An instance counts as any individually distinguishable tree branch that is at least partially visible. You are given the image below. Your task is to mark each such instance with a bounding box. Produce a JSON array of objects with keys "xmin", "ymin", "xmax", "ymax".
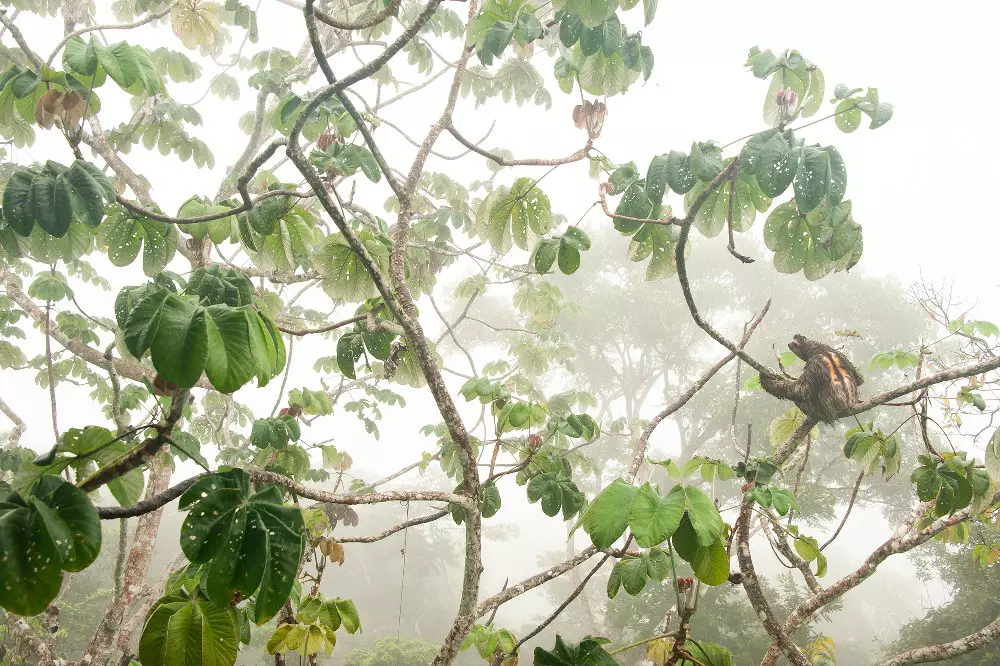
[
  {"xmin": 336, "ymin": 509, "xmax": 449, "ymax": 543},
  {"xmin": 628, "ymin": 299, "xmax": 770, "ymax": 479},
  {"xmin": 447, "ymin": 124, "xmax": 592, "ymax": 167},
  {"xmin": 882, "ymin": 614, "xmax": 1000, "ymax": 666}
]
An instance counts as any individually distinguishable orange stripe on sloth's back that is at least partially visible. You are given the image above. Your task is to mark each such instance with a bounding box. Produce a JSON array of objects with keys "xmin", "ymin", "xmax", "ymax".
[{"xmin": 828, "ymin": 354, "xmax": 851, "ymax": 384}]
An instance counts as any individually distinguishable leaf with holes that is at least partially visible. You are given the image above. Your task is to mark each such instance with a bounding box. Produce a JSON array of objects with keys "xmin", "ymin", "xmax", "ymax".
[
  {"xmin": 0, "ymin": 476, "xmax": 101, "ymax": 615},
  {"xmin": 99, "ymin": 207, "xmax": 179, "ymax": 276},
  {"xmin": 180, "ymin": 469, "xmax": 304, "ymax": 624}
]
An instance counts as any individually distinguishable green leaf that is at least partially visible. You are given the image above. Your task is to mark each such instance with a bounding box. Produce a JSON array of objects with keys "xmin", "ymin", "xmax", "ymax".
[
  {"xmin": 685, "ymin": 642, "xmax": 733, "ymax": 666},
  {"xmin": 683, "ymin": 485, "xmax": 724, "ymax": 547},
  {"xmin": 793, "ymin": 146, "xmax": 830, "ymax": 214},
  {"xmin": 557, "ymin": 240, "xmax": 581, "ymax": 274},
  {"xmin": 835, "ymin": 99, "xmax": 862, "ymax": 133},
  {"xmin": 63, "ymin": 36, "xmax": 99, "ymax": 76},
  {"xmin": 642, "ymin": 0, "xmax": 657, "ymax": 25},
  {"xmin": 756, "ymin": 135, "xmax": 798, "ymax": 198},
  {"xmin": 645, "ymin": 154, "xmax": 670, "ymax": 205},
  {"xmin": 0, "ymin": 476, "xmax": 101, "ymax": 615},
  {"xmin": 578, "ymin": 478, "xmax": 636, "ymax": 548},
  {"xmin": 534, "ymin": 636, "xmax": 617, "ymax": 666},
  {"xmin": 532, "ymin": 238, "xmax": 559, "ymax": 274},
  {"xmin": 476, "ymin": 178, "xmax": 552, "ymax": 253},
  {"xmin": 138, "ymin": 595, "xmax": 239, "ymax": 666},
  {"xmin": 180, "ymin": 469, "xmax": 304, "ymax": 624},
  {"xmin": 691, "ymin": 538, "xmax": 730, "ymax": 585},
  {"xmin": 95, "ymin": 41, "xmax": 140, "ymax": 90},
  {"xmin": 619, "ymin": 556, "xmax": 647, "ymax": 595},
  {"xmin": 571, "ymin": 0, "xmax": 617, "ymax": 28},
  {"xmin": 628, "ymin": 483, "xmax": 685, "ymax": 547},
  {"xmin": 3, "ymin": 161, "xmax": 114, "ymax": 237},
  {"xmin": 315, "ymin": 232, "xmax": 389, "ymax": 303}
]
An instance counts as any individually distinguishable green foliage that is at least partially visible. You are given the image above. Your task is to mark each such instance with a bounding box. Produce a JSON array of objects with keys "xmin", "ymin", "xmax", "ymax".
[
  {"xmin": 138, "ymin": 593, "xmax": 239, "ymax": 666},
  {"xmin": 947, "ymin": 318, "xmax": 1000, "ymax": 338},
  {"xmin": 534, "ymin": 635, "xmax": 616, "ymax": 666},
  {"xmin": 343, "ymin": 637, "xmax": 439, "ymax": 666},
  {"xmin": 3, "ymin": 159, "xmax": 115, "ymax": 237},
  {"xmin": 477, "ymin": 177, "xmax": 552, "ymax": 254},
  {"xmin": 526, "ymin": 470, "xmax": 585, "ymax": 520},
  {"xmin": 115, "ymin": 281, "xmax": 286, "ymax": 392},
  {"xmin": 786, "ymin": 524, "xmax": 827, "ymax": 578},
  {"xmin": 843, "ymin": 421, "xmax": 901, "ymax": 480},
  {"xmin": 179, "ymin": 468, "xmax": 305, "ymax": 624},
  {"xmin": 469, "ymin": 0, "xmax": 546, "ymax": 66},
  {"xmin": 868, "ymin": 348, "xmax": 920, "ymax": 372},
  {"xmin": 744, "ymin": 485, "xmax": 800, "ymax": 517},
  {"xmin": 910, "ymin": 453, "xmax": 992, "ymax": 517},
  {"xmin": 461, "ymin": 623, "xmax": 516, "ymax": 660},
  {"xmin": 532, "ymin": 226, "xmax": 591, "ymax": 275},
  {"xmin": 986, "ymin": 428, "xmax": 1000, "ymax": 483},
  {"xmin": 27, "ymin": 271, "xmax": 73, "ymax": 301},
  {"xmin": 311, "ymin": 143, "xmax": 382, "ymax": 183},
  {"xmin": 451, "ymin": 479, "xmax": 502, "ymax": 524},
  {"xmin": 577, "ymin": 479, "xmax": 729, "ymax": 586},
  {"xmin": 99, "ymin": 207, "xmax": 179, "ymax": 276},
  {"xmin": 249, "ymin": 415, "xmax": 301, "ymax": 449},
  {"xmin": 745, "ymin": 47, "xmax": 825, "ymax": 127},
  {"xmin": 288, "ymin": 387, "xmax": 334, "ymax": 416},
  {"xmin": 460, "ymin": 376, "xmax": 512, "ymax": 406},
  {"xmin": 0, "ymin": 476, "xmax": 101, "ymax": 615},
  {"xmin": 63, "ymin": 36, "xmax": 162, "ymax": 96},
  {"xmin": 606, "ymin": 547, "xmax": 669, "ymax": 596},
  {"xmin": 831, "ymin": 85, "xmax": 894, "ymax": 132}
]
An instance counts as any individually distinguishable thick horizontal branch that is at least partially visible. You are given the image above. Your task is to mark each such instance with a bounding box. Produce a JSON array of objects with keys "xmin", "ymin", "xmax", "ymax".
[
  {"xmin": 882, "ymin": 614, "xmax": 1000, "ymax": 666},
  {"xmin": 97, "ymin": 474, "xmax": 206, "ymax": 518},
  {"xmin": 252, "ymin": 470, "xmax": 475, "ymax": 507},
  {"xmin": 96, "ymin": 472, "xmax": 473, "ymax": 521},
  {"xmin": 850, "ymin": 355, "xmax": 1000, "ymax": 415},
  {"xmin": 337, "ymin": 509, "xmax": 449, "ymax": 543}
]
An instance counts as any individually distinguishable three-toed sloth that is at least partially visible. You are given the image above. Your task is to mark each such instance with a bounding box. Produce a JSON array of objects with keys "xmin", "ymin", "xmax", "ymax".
[{"xmin": 759, "ymin": 334, "xmax": 863, "ymax": 424}]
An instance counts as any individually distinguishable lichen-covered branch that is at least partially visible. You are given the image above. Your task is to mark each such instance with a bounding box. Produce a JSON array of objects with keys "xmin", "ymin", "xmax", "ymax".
[{"xmin": 881, "ymin": 615, "xmax": 1000, "ymax": 666}]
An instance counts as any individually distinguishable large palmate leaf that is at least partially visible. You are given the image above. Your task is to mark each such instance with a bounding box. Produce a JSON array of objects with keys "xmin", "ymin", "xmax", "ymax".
[
  {"xmin": 99, "ymin": 206, "xmax": 179, "ymax": 276},
  {"xmin": 0, "ymin": 476, "xmax": 101, "ymax": 615},
  {"xmin": 476, "ymin": 177, "xmax": 552, "ymax": 254},
  {"xmin": 116, "ymin": 282, "xmax": 285, "ymax": 392},
  {"xmin": 3, "ymin": 159, "xmax": 115, "ymax": 237},
  {"xmin": 179, "ymin": 469, "xmax": 305, "ymax": 624},
  {"xmin": 138, "ymin": 593, "xmax": 239, "ymax": 666},
  {"xmin": 62, "ymin": 36, "xmax": 161, "ymax": 96},
  {"xmin": 314, "ymin": 231, "xmax": 390, "ymax": 303},
  {"xmin": 763, "ymin": 199, "xmax": 862, "ymax": 280}
]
